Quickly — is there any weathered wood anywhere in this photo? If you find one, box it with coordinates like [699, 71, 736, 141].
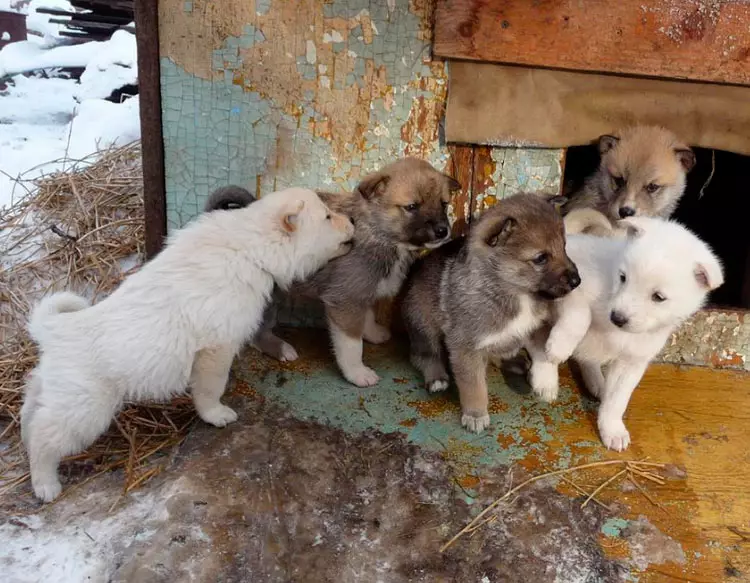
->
[444, 145, 474, 236]
[135, 0, 166, 258]
[434, 0, 750, 86]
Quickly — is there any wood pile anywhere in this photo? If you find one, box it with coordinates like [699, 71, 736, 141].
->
[35, 0, 134, 42]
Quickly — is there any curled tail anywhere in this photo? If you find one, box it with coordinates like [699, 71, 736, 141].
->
[28, 292, 90, 342]
[204, 186, 256, 212]
[563, 208, 615, 237]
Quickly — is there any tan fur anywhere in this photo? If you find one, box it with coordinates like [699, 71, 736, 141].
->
[564, 125, 695, 224]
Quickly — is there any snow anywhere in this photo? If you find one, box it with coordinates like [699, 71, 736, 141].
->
[0, 27, 140, 210]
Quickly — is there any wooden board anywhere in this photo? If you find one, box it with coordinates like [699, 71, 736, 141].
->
[434, 0, 750, 86]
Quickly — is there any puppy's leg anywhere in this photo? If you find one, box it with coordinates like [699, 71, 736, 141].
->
[406, 320, 449, 393]
[450, 348, 490, 433]
[23, 376, 117, 502]
[526, 328, 560, 402]
[362, 307, 391, 345]
[327, 305, 379, 387]
[252, 303, 298, 362]
[190, 344, 239, 427]
[578, 360, 605, 398]
[545, 300, 591, 365]
[597, 358, 648, 452]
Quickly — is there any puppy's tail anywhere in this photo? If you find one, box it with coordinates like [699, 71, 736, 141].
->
[204, 186, 256, 212]
[28, 292, 90, 341]
[563, 208, 614, 237]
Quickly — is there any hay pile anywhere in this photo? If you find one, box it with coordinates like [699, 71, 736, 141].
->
[0, 142, 195, 501]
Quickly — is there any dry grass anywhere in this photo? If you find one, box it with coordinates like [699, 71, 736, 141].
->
[0, 142, 195, 501]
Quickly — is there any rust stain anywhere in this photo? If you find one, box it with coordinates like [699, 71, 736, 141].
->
[392, 377, 410, 384]
[399, 418, 418, 428]
[709, 349, 744, 368]
[400, 95, 445, 159]
[518, 426, 541, 444]
[407, 395, 459, 418]
[496, 433, 516, 448]
[487, 394, 508, 414]
[456, 474, 480, 489]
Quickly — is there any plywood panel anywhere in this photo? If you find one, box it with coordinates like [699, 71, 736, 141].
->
[434, 0, 750, 86]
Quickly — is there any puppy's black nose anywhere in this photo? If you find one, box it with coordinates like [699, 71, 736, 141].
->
[564, 270, 581, 290]
[619, 206, 636, 218]
[610, 311, 629, 328]
[434, 225, 449, 239]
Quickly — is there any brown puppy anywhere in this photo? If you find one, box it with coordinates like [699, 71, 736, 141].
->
[563, 126, 695, 232]
[294, 158, 458, 386]
[401, 193, 580, 432]
[209, 160, 460, 385]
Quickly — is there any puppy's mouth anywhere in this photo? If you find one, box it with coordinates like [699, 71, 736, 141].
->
[422, 235, 451, 249]
[332, 240, 353, 258]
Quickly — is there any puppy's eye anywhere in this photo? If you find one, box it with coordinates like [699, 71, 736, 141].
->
[404, 203, 420, 212]
[441, 200, 449, 208]
[532, 252, 549, 266]
[652, 291, 666, 303]
[645, 183, 660, 194]
[619, 271, 626, 283]
[326, 214, 331, 220]
[611, 176, 625, 190]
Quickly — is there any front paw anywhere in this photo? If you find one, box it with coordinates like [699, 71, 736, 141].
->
[278, 341, 299, 362]
[461, 411, 490, 433]
[199, 404, 239, 427]
[344, 365, 380, 387]
[427, 379, 449, 393]
[529, 361, 560, 402]
[363, 324, 391, 345]
[598, 417, 631, 451]
[545, 337, 572, 365]
[33, 479, 63, 503]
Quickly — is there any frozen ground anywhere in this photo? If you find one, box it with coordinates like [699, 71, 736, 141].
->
[0, 1, 139, 210]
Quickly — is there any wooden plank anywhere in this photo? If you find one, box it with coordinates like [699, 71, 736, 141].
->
[444, 144, 474, 236]
[134, 0, 166, 258]
[434, 0, 750, 86]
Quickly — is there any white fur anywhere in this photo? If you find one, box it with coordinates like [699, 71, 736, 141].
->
[21, 187, 354, 502]
[528, 217, 723, 451]
[375, 246, 413, 299]
[476, 295, 540, 350]
[328, 320, 380, 387]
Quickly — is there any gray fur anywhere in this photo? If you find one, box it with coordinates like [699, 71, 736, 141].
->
[402, 193, 580, 431]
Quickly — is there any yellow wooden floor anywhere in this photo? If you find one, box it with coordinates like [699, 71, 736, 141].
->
[552, 364, 750, 582]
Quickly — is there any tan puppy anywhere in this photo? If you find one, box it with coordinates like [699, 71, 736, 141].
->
[563, 126, 695, 233]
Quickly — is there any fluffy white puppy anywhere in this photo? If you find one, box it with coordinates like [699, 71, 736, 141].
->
[527, 217, 723, 451]
[22, 187, 354, 502]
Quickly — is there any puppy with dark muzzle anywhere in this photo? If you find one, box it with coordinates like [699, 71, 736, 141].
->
[401, 193, 580, 432]
[563, 126, 696, 236]
[206, 159, 458, 387]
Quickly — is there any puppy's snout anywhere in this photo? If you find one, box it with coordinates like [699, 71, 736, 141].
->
[562, 269, 581, 290]
[433, 224, 449, 239]
[619, 206, 636, 218]
[610, 310, 629, 328]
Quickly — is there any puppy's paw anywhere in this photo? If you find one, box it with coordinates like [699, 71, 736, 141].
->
[33, 479, 62, 503]
[598, 417, 631, 452]
[344, 366, 380, 387]
[427, 379, 449, 393]
[545, 338, 573, 365]
[363, 324, 391, 345]
[461, 411, 490, 433]
[278, 341, 299, 363]
[199, 404, 239, 428]
[529, 362, 560, 403]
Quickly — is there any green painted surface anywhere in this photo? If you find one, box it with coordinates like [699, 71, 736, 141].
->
[234, 335, 602, 497]
[601, 517, 630, 538]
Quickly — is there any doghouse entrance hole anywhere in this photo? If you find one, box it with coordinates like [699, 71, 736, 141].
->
[562, 145, 750, 309]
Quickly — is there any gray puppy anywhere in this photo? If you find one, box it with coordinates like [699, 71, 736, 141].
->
[205, 159, 459, 386]
[401, 193, 580, 432]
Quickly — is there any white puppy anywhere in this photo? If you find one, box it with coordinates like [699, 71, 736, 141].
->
[21, 187, 354, 502]
[527, 217, 723, 451]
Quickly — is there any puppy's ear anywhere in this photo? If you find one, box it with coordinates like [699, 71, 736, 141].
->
[675, 148, 696, 172]
[443, 174, 462, 192]
[695, 255, 724, 291]
[598, 134, 620, 156]
[281, 200, 305, 234]
[355, 172, 390, 201]
[547, 195, 568, 214]
[486, 217, 517, 247]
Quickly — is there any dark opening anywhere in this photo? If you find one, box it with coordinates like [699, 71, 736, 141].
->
[562, 145, 750, 309]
